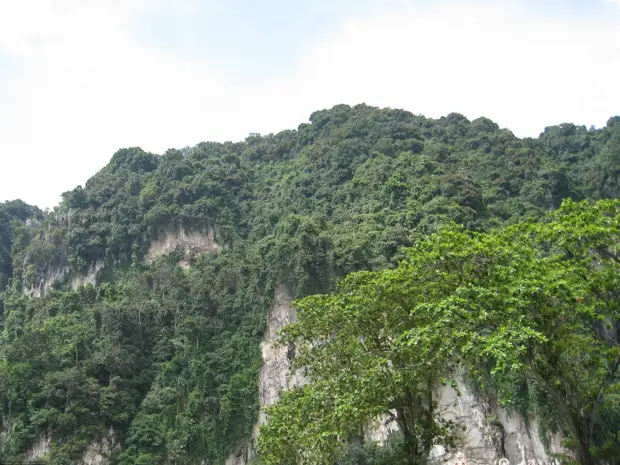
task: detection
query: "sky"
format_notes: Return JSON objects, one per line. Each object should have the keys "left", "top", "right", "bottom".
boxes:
{"left": 0, "top": 0, "right": 619, "bottom": 209}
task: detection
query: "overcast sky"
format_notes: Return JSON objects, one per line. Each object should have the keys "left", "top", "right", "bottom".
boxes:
{"left": 1, "top": 0, "right": 619, "bottom": 209}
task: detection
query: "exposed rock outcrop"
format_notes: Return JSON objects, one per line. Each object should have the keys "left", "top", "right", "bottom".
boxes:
{"left": 71, "top": 259, "right": 105, "bottom": 290}
{"left": 23, "top": 430, "right": 118, "bottom": 465}
{"left": 24, "top": 260, "right": 104, "bottom": 298}
{"left": 23, "top": 224, "right": 219, "bottom": 297}
{"left": 79, "top": 429, "right": 119, "bottom": 465}
{"left": 365, "top": 379, "right": 567, "bottom": 465}
{"left": 25, "top": 265, "right": 70, "bottom": 297}
{"left": 24, "top": 436, "right": 51, "bottom": 463}
{"left": 259, "top": 284, "right": 305, "bottom": 409}
{"left": 147, "top": 225, "right": 221, "bottom": 261}
{"left": 225, "top": 284, "right": 301, "bottom": 465}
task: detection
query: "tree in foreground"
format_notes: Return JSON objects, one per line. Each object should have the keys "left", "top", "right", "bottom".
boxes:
{"left": 257, "top": 199, "right": 619, "bottom": 465}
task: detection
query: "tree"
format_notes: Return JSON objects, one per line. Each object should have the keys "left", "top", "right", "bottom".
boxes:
{"left": 257, "top": 237, "right": 469, "bottom": 464}
{"left": 513, "top": 199, "right": 619, "bottom": 465}
{"left": 259, "top": 199, "right": 619, "bottom": 465}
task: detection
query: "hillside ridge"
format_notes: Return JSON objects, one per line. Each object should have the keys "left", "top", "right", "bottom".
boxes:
{"left": 0, "top": 104, "right": 618, "bottom": 465}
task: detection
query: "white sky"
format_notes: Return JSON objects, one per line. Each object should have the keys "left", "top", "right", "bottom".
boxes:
{"left": 0, "top": 0, "right": 619, "bottom": 209}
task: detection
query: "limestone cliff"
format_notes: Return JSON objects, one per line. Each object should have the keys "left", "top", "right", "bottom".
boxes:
{"left": 227, "top": 286, "right": 568, "bottom": 465}
{"left": 24, "top": 265, "right": 70, "bottom": 297}
{"left": 24, "top": 259, "right": 105, "bottom": 298}
{"left": 24, "top": 430, "right": 118, "bottom": 465}
{"left": 225, "top": 284, "right": 302, "bottom": 465}
{"left": 147, "top": 225, "right": 221, "bottom": 261}
{"left": 23, "top": 224, "right": 220, "bottom": 297}
{"left": 365, "top": 380, "right": 567, "bottom": 465}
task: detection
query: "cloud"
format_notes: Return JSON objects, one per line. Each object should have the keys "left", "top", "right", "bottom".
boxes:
{"left": 0, "top": 0, "right": 241, "bottom": 208}
{"left": 0, "top": 0, "right": 619, "bottom": 208}
{"left": 271, "top": 2, "right": 620, "bottom": 138}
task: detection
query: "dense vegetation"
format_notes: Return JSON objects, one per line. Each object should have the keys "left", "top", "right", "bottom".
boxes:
{"left": 0, "top": 200, "right": 44, "bottom": 315}
{"left": 0, "top": 104, "right": 618, "bottom": 465}
{"left": 259, "top": 199, "right": 619, "bottom": 465}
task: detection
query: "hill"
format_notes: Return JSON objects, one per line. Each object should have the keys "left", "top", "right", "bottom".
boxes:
{"left": 0, "top": 104, "right": 618, "bottom": 465}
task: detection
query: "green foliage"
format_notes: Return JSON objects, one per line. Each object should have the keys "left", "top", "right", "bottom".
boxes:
{"left": 258, "top": 243, "right": 463, "bottom": 464}
{"left": 337, "top": 433, "right": 410, "bottom": 465}
{"left": 259, "top": 199, "right": 619, "bottom": 465}
{"left": 0, "top": 105, "right": 618, "bottom": 464}
{"left": 0, "top": 251, "right": 270, "bottom": 464}
{"left": 0, "top": 200, "right": 43, "bottom": 319}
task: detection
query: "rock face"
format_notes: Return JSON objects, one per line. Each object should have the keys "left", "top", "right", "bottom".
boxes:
{"left": 23, "top": 431, "right": 118, "bottom": 465}
{"left": 365, "top": 379, "right": 567, "bottom": 465}
{"left": 225, "top": 284, "right": 301, "bottom": 465}
{"left": 71, "top": 259, "right": 105, "bottom": 290}
{"left": 24, "top": 259, "right": 105, "bottom": 298}
{"left": 147, "top": 225, "right": 221, "bottom": 261}
{"left": 23, "top": 224, "right": 220, "bottom": 296}
{"left": 24, "top": 436, "right": 51, "bottom": 462}
{"left": 79, "top": 430, "right": 119, "bottom": 465}
{"left": 259, "top": 284, "right": 304, "bottom": 409}
{"left": 434, "top": 381, "right": 566, "bottom": 465}
{"left": 25, "top": 265, "right": 70, "bottom": 297}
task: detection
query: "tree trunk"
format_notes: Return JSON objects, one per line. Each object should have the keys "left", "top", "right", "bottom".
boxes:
{"left": 403, "top": 427, "right": 420, "bottom": 465}
{"left": 396, "top": 407, "right": 420, "bottom": 465}
{"left": 575, "top": 420, "right": 597, "bottom": 465}
{"left": 397, "top": 405, "right": 428, "bottom": 465}
{"left": 422, "top": 384, "right": 434, "bottom": 456}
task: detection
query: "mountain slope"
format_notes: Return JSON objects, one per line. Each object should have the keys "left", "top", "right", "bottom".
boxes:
{"left": 0, "top": 104, "right": 618, "bottom": 465}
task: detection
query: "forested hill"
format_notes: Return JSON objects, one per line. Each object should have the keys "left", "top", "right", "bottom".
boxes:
{"left": 0, "top": 104, "right": 618, "bottom": 465}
